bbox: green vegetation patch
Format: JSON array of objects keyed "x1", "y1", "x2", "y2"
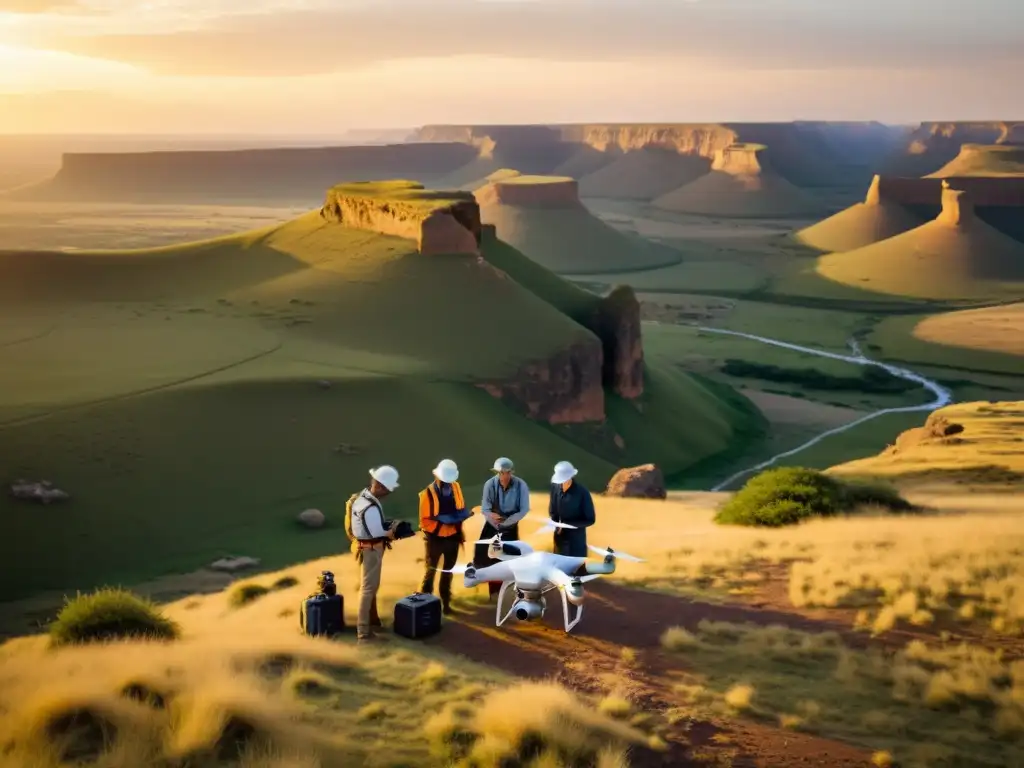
[
  {"x1": 715, "y1": 466, "x2": 913, "y2": 527},
  {"x1": 720, "y1": 359, "x2": 919, "y2": 395},
  {"x1": 49, "y1": 588, "x2": 180, "y2": 646}
]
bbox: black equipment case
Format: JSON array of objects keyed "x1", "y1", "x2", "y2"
[
  {"x1": 393, "y1": 592, "x2": 442, "y2": 639},
  {"x1": 300, "y1": 571, "x2": 344, "y2": 637}
]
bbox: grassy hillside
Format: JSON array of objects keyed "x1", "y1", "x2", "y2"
[
  {"x1": 480, "y1": 200, "x2": 683, "y2": 275},
  {"x1": 828, "y1": 400, "x2": 1024, "y2": 485},
  {"x1": 0, "y1": 207, "x2": 759, "y2": 601},
  {"x1": 815, "y1": 215, "x2": 1024, "y2": 301}
]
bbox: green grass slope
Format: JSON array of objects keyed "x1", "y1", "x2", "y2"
[
  {"x1": 480, "y1": 199, "x2": 683, "y2": 275},
  {"x1": 0, "y1": 204, "x2": 758, "y2": 601}
]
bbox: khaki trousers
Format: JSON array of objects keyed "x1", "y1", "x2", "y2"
[{"x1": 357, "y1": 546, "x2": 384, "y2": 638}]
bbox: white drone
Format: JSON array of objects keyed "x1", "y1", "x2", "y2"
[{"x1": 437, "y1": 516, "x2": 644, "y2": 633}]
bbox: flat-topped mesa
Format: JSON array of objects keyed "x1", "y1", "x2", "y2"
[
  {"x1": 937, "y1": 182, "x2": 975, "y2": 228},
  {"x1": 320, "y1": 180, "x2": 481, "y2": 256},
  {"x1": 713, "y1": 143, "x2": 768, "y2": 176},
  {"x1": 474, "y1": 175, "x2": 581, "y2": 208}
]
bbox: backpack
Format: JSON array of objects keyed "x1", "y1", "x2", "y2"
[{"x1": 345, "y1": 492, "x2": 383, "y2": 547}]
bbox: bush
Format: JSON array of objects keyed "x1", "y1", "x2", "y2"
[
  {"x1": 715, "y1": 467, "x2": 912, "y2": 527},
  {"x1": 49, "y1": 588, "x2": 180, "y2": 646},
  {"x1": 228, "y1": 582, "x2": 270, "y2": 608}
]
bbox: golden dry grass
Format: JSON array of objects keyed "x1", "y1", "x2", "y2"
[
  {"x1": 0, "y1": 525, "x2": 654, "y2": 768},
  {"x1": 658, "y1": 619, "x2": 1024, "y2": 766},
  {"x1": 912, "y1": 303, "x2": 1024, "y2": 357}
]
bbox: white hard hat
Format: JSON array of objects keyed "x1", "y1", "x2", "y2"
[
  {"x1": 492, "y1": 457, "x2": 514, "y2": 473},
  {"x1": 551, "y1": 460, "x2": 578, "y2": 485},
  {"x1": 369, "y1": 465, "x2": 400, "y2": 491},
  {"x1": 432, "y1": 458, "x2": 459, "y2": 484}
]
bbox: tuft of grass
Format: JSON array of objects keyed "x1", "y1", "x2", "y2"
[
  {"x1": 660, "y1": 627, "x2": 699, "y2": 651},
  {"x1": 49, "y1": 588, "x2": 180, "y2": 646},
  {"x1": 598, "y1": 694, "x2": 633, "y2": 720},
  {"x1": 271, "y1": 575, "x2": 299, "y2": 590},
  {"x1": 715, "y1": 467, "x2": 911, "y2": 528},
  {"x1": 871, "y1": 750, "x2": 895, "y2": 767},
  {"x1": 723, "y1": 684, "x2": 755, "y2": 711},
  {"x1": 229, "y1": 583, "x2": 271, "y2": 608},
  {"x1": 357, "y1": 701, "x2": 387, "y2": 721}
]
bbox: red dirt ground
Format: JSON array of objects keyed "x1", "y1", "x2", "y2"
[{"x1": 427, "y1": 581, "x2": 876, "y2": 767}]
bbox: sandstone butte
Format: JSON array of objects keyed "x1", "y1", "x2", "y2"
[
  {"x1": 926, "y1": 144, "x2": 1024, "y2": 178},
  {"x1": 319, "y1": 180, "x2": 481, "y2": 256},
  {"x1": 795, "y1": 175, "x2": 924, "y2": 253},
  {"x1": 317, "y1": 181, "x2": 644, "y2": 424},
  {"x1": 651, "y1": 143, "x2": 823, "y2": 218},
  {"x1": 474, "y1": 175, "x2": 581, "y2": 208},
  {"x1": 816, "y1": 182, "x2": 1024, "y2": 297}
]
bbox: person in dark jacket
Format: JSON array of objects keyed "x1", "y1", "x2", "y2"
[
  {"x1": 548, "y1": 461, "x2": 595, "y2": 558},
  {"x1": 475, "y1": 456, "x2": 530, "y2": 600}
]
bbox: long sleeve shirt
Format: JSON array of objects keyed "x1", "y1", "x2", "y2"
[
  {"x1": 350, "y1": 489, "x2": 388, "y2": 540},
  {"x1": 548, "y1": 481, "x2": 595, "y2": 529},
  {"x1": 481, "y1": 475, "x2": 530, "y2": 528}
]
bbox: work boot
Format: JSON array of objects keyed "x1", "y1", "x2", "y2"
[{"x1": 442, "y1": 602, "x2": 454, "y2": 616}]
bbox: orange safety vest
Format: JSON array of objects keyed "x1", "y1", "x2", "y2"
[{"x1": 419, "y1": 481, "x2": 466, "y2": 538}]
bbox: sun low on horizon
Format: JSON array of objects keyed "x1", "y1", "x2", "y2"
[{"x1": 1, "y1": 0, "x2": 1023, "y2": 134}]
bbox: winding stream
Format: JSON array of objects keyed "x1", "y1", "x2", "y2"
[{"x1": 694, "y1": 326, "x2": 953, "y2": 491}]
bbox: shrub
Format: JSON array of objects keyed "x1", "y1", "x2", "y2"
[
  {"x1": 715, "y1": 467, "x2": 911, "y2": 527},
  {"x1": 49, "y1": 588, "x2": 180, "y2": 646},
  {"x1": 229, "y1": 582, "x2": 270, "y2": 608}
]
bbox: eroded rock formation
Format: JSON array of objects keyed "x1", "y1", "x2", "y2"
[
  {"x1": 476, "y1": 338, "x2": 606, "y2": 424},
  {"x1": 592, "y1": 286, "x2": 644, "y2": 399},
  {"x1": 874, "y1": 176, "x2": 1024, "y2": 207},
  {"x1": 319, "y1": 183, "x2": 482, "y2": 255},
  {"x1": 936, "y1": 182, "x2": 975, "y2": 228}
]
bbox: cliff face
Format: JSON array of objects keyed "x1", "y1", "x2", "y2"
[
  {"x1": 319, "y1": 182, "x2": 482, "y2": 255},
  {"x1": 476, "y1": 337, "x2": 606, "y2": 424},
  {"x1": 882, "y1": 122, "x2": 1021, "y2": 176},
  {"x1": 875, "y1": 176, "x2": 1024, "y2": 207},
  {"x1": 592, "y1": 286, "x2": 644, "y2": 399}
]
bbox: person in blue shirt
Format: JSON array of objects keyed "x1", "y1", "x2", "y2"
[
  {"x1": 475, "y1": 457, "x2": 530, "y2": 600},
  {"x1": 548, "y1": 461, "x2": 595, "y2": 558}
]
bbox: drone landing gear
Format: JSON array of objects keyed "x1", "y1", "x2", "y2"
[{"x1": 494, "y1": 582, "x2": 582, "y2": 632}]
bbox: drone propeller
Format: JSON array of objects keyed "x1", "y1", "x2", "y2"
[
  {"x1": 435, "y1": 563, "x2": 475, "y2": 575},
  {"x1": 577, "y1": 574, "x2": 602, "y2": 583},
  {"x1": 588, "y1": 545, "x2": 645, "y2": 563},
  {"x1": 473, "y1": 533, "x2": 503, "y2": 545}
]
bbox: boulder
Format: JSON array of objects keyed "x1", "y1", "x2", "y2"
[
  {"x1": 604, "y1": 464, "x2": 666, "y2": 499},
  {"x1": 209, "y1": 556, "x2": 261, "y2": 572},
  {"x1": 9, "y1": 479, "x2": 70, "y2": 504},
  {"x1": 297, "y1": 508, "x2": 326, "y2": 529}
]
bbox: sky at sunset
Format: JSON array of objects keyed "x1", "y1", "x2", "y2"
[{"x1": 1, "y1": 0, "x2": 1022, "y2": 134}]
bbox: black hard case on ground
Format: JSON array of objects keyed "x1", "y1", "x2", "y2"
[
  {"x1": 300, "y1": 593, "x2": 345, "y2": 637},
  {"x1": 393, "y1": 592, "x2": 442, "y2": 639}
]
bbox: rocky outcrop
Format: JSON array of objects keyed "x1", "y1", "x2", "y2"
[
  {"x1": 874, "y1": 176, "x2": 1024, "y2": 207},
  {"x1": 476, "y1": 337, "x2": 606, "y2": 424},
  {"x1": 593, "y1": 286, "x2": 644, "y2": 399},
  {"x1": 319, "y1": 181, "x2": 482, "y2": 255},
  {"x1": 475, "y1": 176, "x2": 581, "y2": 208},
  {"x1": 604, "y1": 464, "x2": 667, "y2": 499},
  {"x1": 936, "y1": 182, "x2": 975, "y2": 228}
]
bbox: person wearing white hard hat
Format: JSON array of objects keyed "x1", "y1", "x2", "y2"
[
  {"x1": 345, "y1": 465, "x2": 401, "y2": 641},
  {"x1": 548, "y1": 460, "x2": 595, "y2": 557},
  {"x1": 475, "y1": 457, "x2": 531, "y2": 600},
  {"x1": 418, "y1": 459, "x2": 472, "y2": 614}
]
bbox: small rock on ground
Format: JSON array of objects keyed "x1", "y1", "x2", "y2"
[
  {"x1": 209, "y1": 556, "x2": 261, "y2": 572},
  {"x1": 297, "y1": 508, "x2": 326, "y2": 529}
]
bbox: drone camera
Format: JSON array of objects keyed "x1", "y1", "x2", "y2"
[{"x1": 512, "y1": 599, "x2": 544, "y2": 621}]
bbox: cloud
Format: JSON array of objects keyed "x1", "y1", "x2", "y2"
[{"x1": 32, "y1": 0, "x2": 1024, "y2": 77}]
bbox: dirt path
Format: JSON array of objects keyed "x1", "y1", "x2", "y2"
[{"x1": 430, "y1": 582, "x2": 875, "y2": 767}]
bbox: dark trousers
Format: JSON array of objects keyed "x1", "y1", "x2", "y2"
[
  {"x1": 474, "y1": 520, "x2": 520, "y2": 597},
  {"x1": 420, "y1": 533, "x2": 461, "y2": 606}
]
